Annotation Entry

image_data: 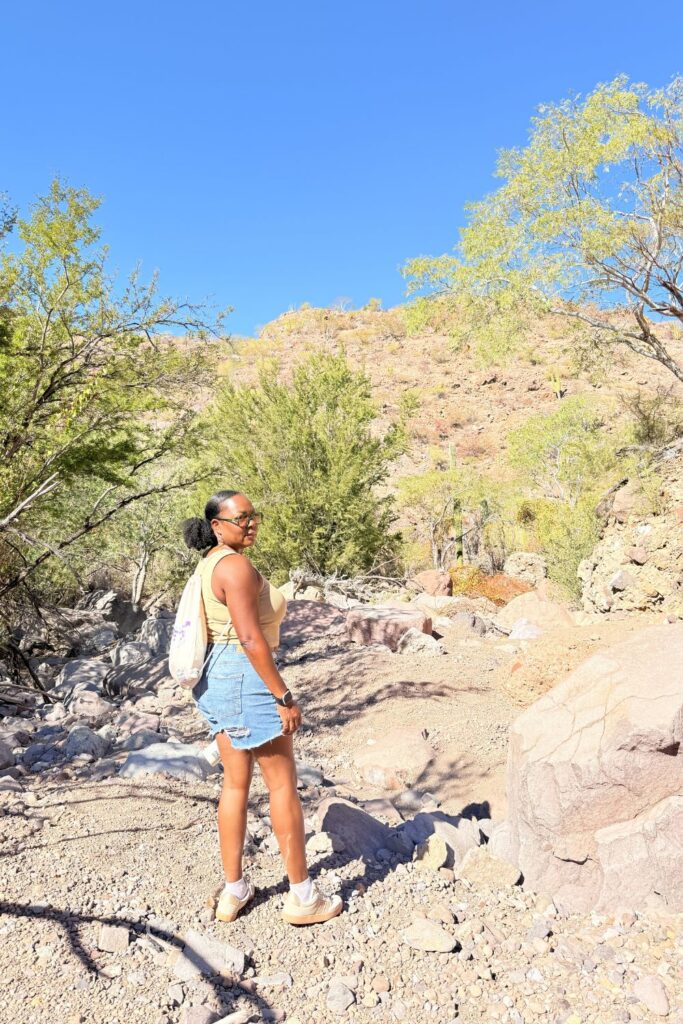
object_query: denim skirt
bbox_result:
[192,644,283,750]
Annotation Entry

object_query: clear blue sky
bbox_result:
[4,1,682,336]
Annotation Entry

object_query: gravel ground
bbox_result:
[1,630,681,1024]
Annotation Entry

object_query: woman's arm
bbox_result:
[213,555,301,735]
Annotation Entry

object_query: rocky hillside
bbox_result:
[224,304,683,485]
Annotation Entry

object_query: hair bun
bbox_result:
[182,516,216,551]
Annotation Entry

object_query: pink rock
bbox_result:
[627,546,649,565]
[505,623,683,913]
[280,600,346,646]
[346,606,432,651]
[413,570,453,597]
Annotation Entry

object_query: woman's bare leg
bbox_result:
[216,732,254,882]
[255,734,308,883]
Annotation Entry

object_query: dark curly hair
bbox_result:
[181,489,240,551]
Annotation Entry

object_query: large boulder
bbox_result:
[412,570,453,597]
[138,615,175,656]
[0,737,16,770]
[346,606,432,652]
[111,640,153,668]
[279,600,346,649]
[119,740,209,782]
[352,727,434,791]
[505,623,683,912]
[503,552,547,588]
[493,589,575,635]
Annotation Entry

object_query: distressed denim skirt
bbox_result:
[192,643,283,750]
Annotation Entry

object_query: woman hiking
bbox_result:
[183,489,342,926]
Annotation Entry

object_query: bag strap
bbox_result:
[199,546,239,672]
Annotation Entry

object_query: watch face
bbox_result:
[283,690,293,707]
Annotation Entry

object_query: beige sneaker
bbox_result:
[216,880,255,922]
[282,884,343,926]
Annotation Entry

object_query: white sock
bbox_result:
[290,876,314,903]
[224,877,249,900]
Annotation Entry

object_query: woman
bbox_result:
[182,489,342,926]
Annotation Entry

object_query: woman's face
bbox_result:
[211,493,262,550]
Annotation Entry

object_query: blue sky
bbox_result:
[4,1,682,336]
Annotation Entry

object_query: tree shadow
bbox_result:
[0,899,274,1020]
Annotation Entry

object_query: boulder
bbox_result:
[120,729,167,751]
[493,589,575,635]
[0,738,15,770]
[138,616,175,656]
[279,600,346,648]
[505,623,683,912]
[352,728,433,791]
[315,797,391,860]
[346,606,432,652]
[119,740,209,782]
[105,654,172,698]
[412,570,453,597]
[69,691,116,727]
[396,628,444,657]
[65,725,110,760]
[111,640,153,668]
[503,552,547,588]
[53,658,110,695]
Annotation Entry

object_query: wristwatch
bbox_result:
[275,689,294,708]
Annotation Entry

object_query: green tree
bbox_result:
[404,77,683,380]
[202,351,405,583]
[0,180,225,605]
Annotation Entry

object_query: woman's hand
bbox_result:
[277,703,302,736]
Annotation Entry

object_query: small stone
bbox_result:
[372,976,391,993]
[167,983,185,1006]
[401,918,457,953]
[97,923,130,953]
[327,978,356,1014]
[182,1009,219,1024]
[455,846,521,888]
[632,975,670,1016]
[413,834,449,872]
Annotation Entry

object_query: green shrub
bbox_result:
[201,351,405,583]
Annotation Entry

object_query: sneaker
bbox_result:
[216,880,255,923]
[282,884,343,926]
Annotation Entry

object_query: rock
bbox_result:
[69,691,116,727]
[632,975,670,1016]
[414,593,497,619]
[507,619,544,641]
[455,846,522,888]
[22,742,62,768]
[503,552,548,588]
[111,641,153,668]
[115,709,160,736]
[295,761,324,788]
[65,726,110,760]
[53,658,110,695]
[172,929,245,981]
[80,624,119,654]
[138,616,174,656]
[279,600,346,649]
[254,972,293,988]
[413,834,449,872]
[608,569,635,592]
[396,628,444,656]
[315,798,391,860]
[402,812,481,866]
[306,831,346,856]
[97,923,130,952]
[412,570,453,596]
[401,918,457,953]
[506,623,683,912]
[0,738,16,770]
[279,582,323,601]
[213,1014,252,1024]
[106,655,172,698]
[346,606,432,652]
[326,978,356,1014]
[119,740,209,782]
[181,1009,219,1024]
[120,729,166,751]
[352,728,433,791]
[493,590,575,634]
[628,546,649,565]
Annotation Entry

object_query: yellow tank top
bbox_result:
[196,547,287,649]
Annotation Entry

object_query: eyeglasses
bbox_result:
[214,512,264,529]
